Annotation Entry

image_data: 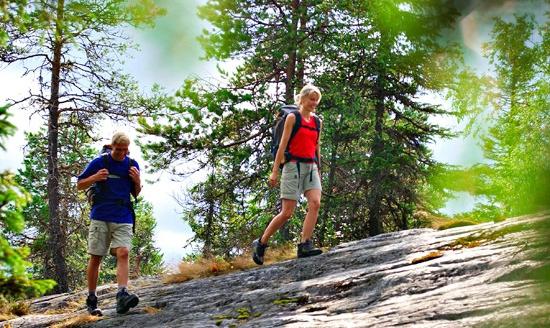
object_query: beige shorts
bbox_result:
[280,162,322,201]
[87,219,133,256]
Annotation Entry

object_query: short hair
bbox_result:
[111,132,130,146]
[295,84,322,105]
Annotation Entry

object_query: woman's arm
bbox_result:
[316,118,322,172]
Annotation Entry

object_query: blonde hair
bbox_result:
[294,84,322,105]
[111,132,130,146]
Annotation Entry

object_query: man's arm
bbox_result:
[129,166,141,197]
[77,169,108,191]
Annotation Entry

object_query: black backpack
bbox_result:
[85,145,137,207]
[271,104,320,167]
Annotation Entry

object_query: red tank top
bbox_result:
[287,115,318,161]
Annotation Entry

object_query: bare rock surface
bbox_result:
[3,212,549,327]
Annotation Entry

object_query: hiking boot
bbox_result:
[86,294,103,316]
[252,238,268,265]
[297,240,323,258]
[116,289,139,314]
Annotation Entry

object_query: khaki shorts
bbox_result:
[87,219,133,256]
[280,162,322,201]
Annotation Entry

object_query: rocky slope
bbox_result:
[3,212,550,327]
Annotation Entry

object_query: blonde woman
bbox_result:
[253,84,323,265]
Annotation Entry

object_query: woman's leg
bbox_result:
[260,198,297,244]
[301,188,321,242]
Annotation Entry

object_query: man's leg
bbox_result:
[115,247,129,287]
[111,223,139,314]
[86,255,104,316]
[86,219,108,316]
[87,255,102,292]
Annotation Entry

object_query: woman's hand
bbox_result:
[268,171,279,188]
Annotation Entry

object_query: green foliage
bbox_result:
[16,127,163,287]
[0,106,16,150]
[129,199,164,277]
[0,0,28,45]
[437,220,477,231]
[2,0,166,292]
[0,106,55,301]
[449,11,550,219]
[15,126,95,290]
[139,1,464,256]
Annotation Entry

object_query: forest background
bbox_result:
[0,0,548,304]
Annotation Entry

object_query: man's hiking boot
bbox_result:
[86,294,103,316]
[252,238,268,265]
[116,289,139,314]
[297,240,323,258]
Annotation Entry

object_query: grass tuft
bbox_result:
[143,305,161,314]
[0,299,30,319]
[437,220,478,230]
[164,243,296,284]
[44,297,85,315]
[411,251,444,264]
[49,314,102,328]
[441,223,530,250]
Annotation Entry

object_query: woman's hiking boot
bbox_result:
[297,240,323,258]
[86,294,103,316]
[252,238,268,265]
[116,289,139,314]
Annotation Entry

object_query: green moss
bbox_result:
[212,314,232,320]
[442,223,531,250]
[437,220,477,230]
[273,295,309,306]
[235,307,250,319]
[211,307,261,325]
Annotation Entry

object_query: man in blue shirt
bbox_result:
[77,132,142,316]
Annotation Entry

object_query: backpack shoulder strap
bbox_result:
[313,115,321,144]
[101,153,109,169]
[288,111,302,145]
[313,115,321,131]
[96,153,110,194]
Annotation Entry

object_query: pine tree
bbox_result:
[1,0,165,292]
[0,105,55,301]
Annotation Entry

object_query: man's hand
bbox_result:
[129,166,140,185]
[77,168,108,191]
[94,169,109,182]
[129,166,142,197]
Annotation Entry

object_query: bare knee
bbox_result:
[308,199,321,212]
[115,247,129,259]
[89,255,102,266]
[280,209,293,220]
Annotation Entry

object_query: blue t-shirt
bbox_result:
[77,154,139,224]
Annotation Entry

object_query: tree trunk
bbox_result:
[133,255,142,278]
[279,0,302,241]
[203,195,215,258]
[317,121,339,246]
[367,73,385,237]
[46,0,69,293]
[295,2,307,89]
[285,0,300,103]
